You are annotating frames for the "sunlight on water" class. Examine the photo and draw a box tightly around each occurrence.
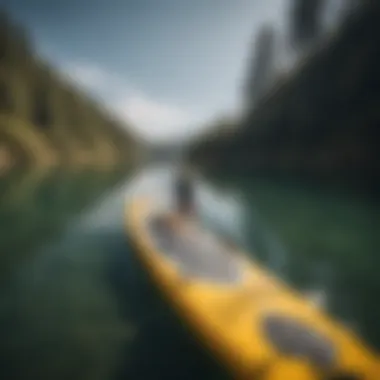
[80,163,246,242]
[197,180,246,244]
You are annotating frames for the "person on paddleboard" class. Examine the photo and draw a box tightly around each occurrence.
[174,164,196,218]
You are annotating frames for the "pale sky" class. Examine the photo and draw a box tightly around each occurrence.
[5,0,340,143]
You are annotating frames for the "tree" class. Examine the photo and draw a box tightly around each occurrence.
[244,25,276,106]
[290,0,326,49]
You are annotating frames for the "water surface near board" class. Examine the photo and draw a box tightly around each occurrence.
[0,163,378,380]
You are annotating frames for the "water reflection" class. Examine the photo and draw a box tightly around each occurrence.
[0,168,130,380]
[0,163,239,380]
[0,163,378,380]
[0,168,124,281]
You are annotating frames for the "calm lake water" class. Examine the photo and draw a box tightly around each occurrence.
[0,163,378,380]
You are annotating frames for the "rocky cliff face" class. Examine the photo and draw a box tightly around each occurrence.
[0,11,139,172]
[189,1,379,192]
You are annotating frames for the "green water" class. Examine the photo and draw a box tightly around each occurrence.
[0,167,378,380]
[0,168,129,380]
[234,178,379,350]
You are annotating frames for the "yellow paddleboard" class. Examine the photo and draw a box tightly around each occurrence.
[125,197,380,380]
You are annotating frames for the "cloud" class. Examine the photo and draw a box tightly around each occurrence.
[62,62,109,92]
[113,94,196,142]
[59,62,201,143]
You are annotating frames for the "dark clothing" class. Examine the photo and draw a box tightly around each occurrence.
[175,173,194,215]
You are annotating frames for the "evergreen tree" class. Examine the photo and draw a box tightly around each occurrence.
[245,25,275,106]
[290,0,326,49]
